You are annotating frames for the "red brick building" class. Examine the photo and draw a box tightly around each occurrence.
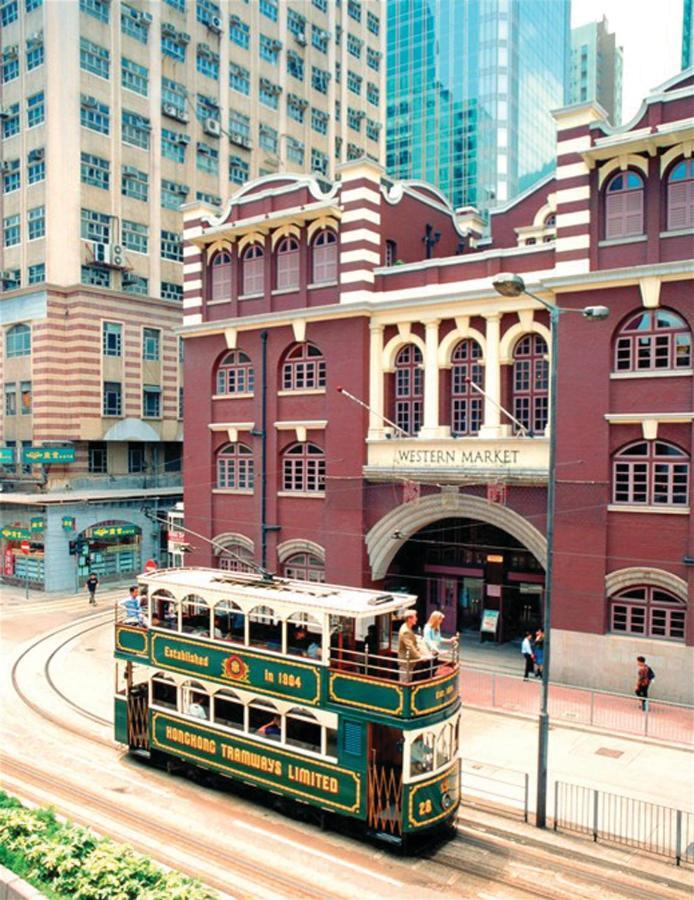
[181,72,693,702]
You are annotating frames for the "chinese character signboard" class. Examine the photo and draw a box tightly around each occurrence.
[22,446,76,464]
[91,524,138,539]
[62,516,76,532]
[0,447,15,465]
[1,526,31,541]
[30,517,45,533]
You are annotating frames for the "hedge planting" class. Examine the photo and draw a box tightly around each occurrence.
[0,792,216,899]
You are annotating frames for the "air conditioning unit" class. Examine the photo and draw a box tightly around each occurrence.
[161,22,177,37]
[162,103,188,123]
[240,136,251,149]
[27,32,43,47]
[1,270,16,281]
[178,133,191,145]
[28,148,44,162]
[111,244,126,268]
[177,184,190,195]
[208,15,222,33]
[0,161,12,173]
[203,117,221,137]
[92,242,109,264]
[122,164,139,177]
[82,96,98,109]
[295,33,307,47]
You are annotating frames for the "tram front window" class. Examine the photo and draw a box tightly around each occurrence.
[214,689,244,731]
[249,605,281,651]
[436,722,453,769]
[182,594,210,636]
[410,732,435,776]
[286,707,321,753]
[215,600,245,643]
[152,674,177,710]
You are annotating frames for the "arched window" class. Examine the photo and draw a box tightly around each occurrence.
[286,611,323,655]
[605,170,644,239]
[151,590,178,630]
[6,323,31,358]
[183,680,210,719]
[218,544,254,572]
[614,308,691,373]
[283,553,325,583]
[613,440,690,507]
[216,350,255,395]
[214,599,245,642]
[282,442,325,493]
[210,251,232,300]
[181,594,211,635]
[213,688,244,730]
[312,230,337,284]
[276,236,300,290]
[394,344,423,436]
[242,243,264,295]
[281,342,326,391]
[248,608,281,652]
[151,673,177,710]
[451,339,483,436]
[609,586,686,641]
[216,443,254,490]
[667,159,694,230]
[512,335,548,435]
[286,707,321,752]
[249,698,281,737]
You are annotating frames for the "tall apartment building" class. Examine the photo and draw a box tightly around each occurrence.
[0,0,386,592]
[684,0,693,69]
[570,16,623,126]
[385,0,570,213]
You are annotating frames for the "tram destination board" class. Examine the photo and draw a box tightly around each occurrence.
[151,712,362,816]
[149,634,321,704]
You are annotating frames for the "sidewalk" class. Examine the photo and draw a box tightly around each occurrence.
[1,578,135,606]
[457,632,693,747]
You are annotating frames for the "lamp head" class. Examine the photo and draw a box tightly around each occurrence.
[582,305,610,321]
[492,273,526,297]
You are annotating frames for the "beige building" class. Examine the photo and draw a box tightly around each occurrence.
[1,0,384,591]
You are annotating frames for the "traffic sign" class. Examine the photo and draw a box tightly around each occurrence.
[20,540,30,555]
[144,559,158,574]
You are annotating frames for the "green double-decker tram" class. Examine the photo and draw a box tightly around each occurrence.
[114,569,461,846]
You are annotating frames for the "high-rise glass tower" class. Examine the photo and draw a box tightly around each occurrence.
[386,0,570,212]
[684,0,693,69]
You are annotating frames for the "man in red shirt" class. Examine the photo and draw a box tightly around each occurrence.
[635,656,652,711]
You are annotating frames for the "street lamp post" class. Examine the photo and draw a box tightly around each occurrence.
[492,273,608,828]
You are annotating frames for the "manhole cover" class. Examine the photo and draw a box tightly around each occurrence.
[595,747,623,759]
[84,647,95,652]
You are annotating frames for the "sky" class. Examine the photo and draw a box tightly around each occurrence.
[571,0,684,123]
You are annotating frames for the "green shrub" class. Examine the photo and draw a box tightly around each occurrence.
[0,794,216,900]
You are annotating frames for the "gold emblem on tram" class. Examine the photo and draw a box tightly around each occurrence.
[222,654,250,683]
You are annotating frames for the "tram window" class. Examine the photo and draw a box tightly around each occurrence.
[250,699,281,738]
[248,605,281,651]
[152,591,177,630]
[286,707,321,753]
[185,684,210,720]
[214,690,244,731]
[436,723,453,769]
[286,612,322,658]
[181,594,211,636]
[215,600,245,643]
[152,675,177,710]
[410,733,435,776]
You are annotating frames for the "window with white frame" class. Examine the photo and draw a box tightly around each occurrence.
[604,171,644,239]
[276,237,300,290]
[394,344,423,436]
[667,159,694,230]
[80,37,110,78]
[451,339,483,436]
[210,251,232,300]
[512,334,548,435]
[282,343,326,390]
[614,308,691,373]
[217,442,254,489]
[216,350,254,395]
[102,321,122,357]
[142,327,160,361]
[613,440,690,507]
[122,220,148,254]
[312,230,337,283]
[609,586,686,641]
[282,442,325,493]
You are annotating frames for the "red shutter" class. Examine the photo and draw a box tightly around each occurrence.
[605,192,625,239]
[623,188,644,236]
[667,182,688,231]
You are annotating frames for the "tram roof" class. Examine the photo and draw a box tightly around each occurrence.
[140,567,417,617]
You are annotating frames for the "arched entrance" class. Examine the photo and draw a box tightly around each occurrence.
[76,520,142,585]
[366,493,547,642]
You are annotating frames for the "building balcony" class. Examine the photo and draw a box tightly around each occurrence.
[364,434,550,485]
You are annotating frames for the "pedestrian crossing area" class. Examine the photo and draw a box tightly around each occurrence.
[2,584,130,613]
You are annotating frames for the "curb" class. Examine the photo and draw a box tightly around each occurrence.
[0,865,45,900]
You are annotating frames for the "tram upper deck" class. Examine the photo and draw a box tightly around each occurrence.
[114,568,460,722]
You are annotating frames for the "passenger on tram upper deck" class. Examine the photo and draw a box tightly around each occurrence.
[398,611,424,683]
[120,586,144,626]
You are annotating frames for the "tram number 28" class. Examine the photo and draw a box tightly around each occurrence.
[418,799,433,816]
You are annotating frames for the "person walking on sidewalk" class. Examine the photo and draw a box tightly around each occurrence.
[86,572,99,606]
[635,655,654,711]
[521,631,535,680]
[533,628,545,679]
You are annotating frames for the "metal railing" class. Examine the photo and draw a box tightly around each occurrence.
[459,666,694,746]
[329,638,459,685]
[554,781,694,865]
[460,757,529,822]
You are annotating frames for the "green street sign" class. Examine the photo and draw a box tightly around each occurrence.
[22,446,76,464]
[91,524,138,539]
[0,447,15,465]
[30,517,45,533]
[1,526,31,540]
